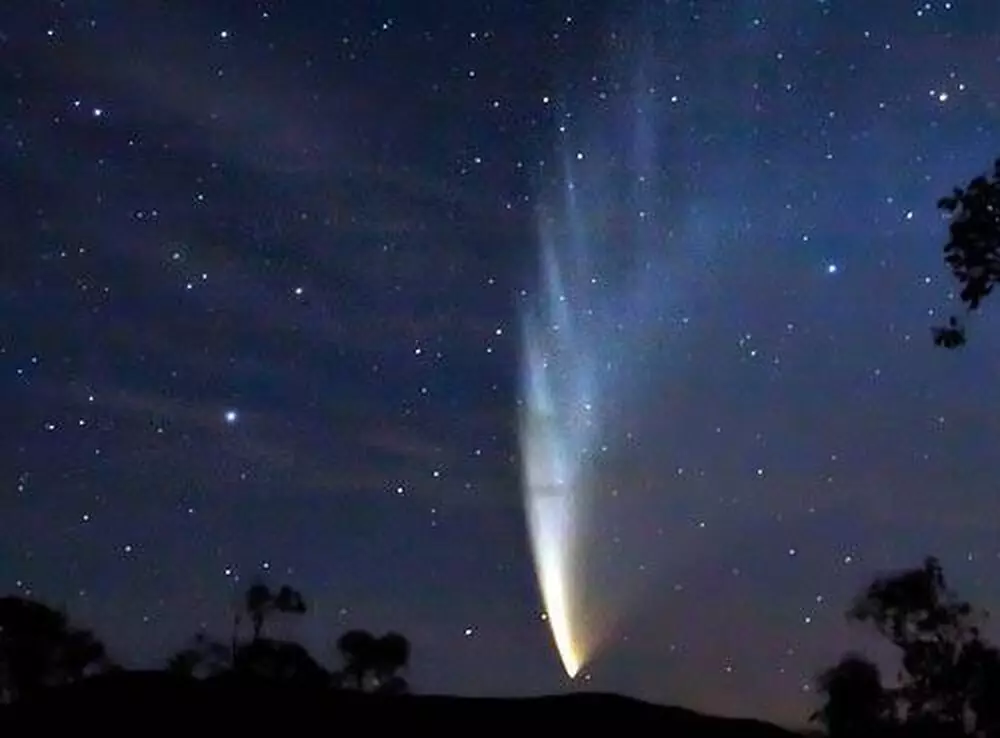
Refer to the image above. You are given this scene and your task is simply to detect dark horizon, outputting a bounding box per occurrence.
[4,1,1000,728]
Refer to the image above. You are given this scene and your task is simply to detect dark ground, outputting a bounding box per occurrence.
[0,671,805,736]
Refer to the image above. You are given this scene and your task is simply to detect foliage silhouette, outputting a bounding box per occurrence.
[933,157,1000,347]
[0,587,811,738]
[167,632,327,685]
[232,637,328,685]
[166,633,232,680]
[811,653,892,737]
[932,316,967,349]
[0,596,113,703]
[335,629,410,693]
[168,582,314,684]
[0,583,420,710]
[372,631,410,689]
[244,582,307,642]
[336,629,378,689]
[813,557,1000,736]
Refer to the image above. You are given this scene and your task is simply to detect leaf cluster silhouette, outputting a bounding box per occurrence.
[932,158,1000,348]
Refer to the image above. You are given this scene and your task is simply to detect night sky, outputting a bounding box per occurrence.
[4,0,1000,727]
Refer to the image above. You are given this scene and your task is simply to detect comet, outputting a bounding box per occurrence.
[517,31,689,676]
[518,245,591,679]
[518,149,610,679]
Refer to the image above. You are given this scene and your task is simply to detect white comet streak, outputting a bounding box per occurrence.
[518,224,598,679]
[518,76,680,678]
[516,5,730,683]
[518,10,704,676]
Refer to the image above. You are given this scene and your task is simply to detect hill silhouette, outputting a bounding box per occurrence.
[7,557,998,735]
[0,670,802,736]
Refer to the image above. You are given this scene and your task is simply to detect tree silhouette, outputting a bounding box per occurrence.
[166,631,328,685]
[243,582,307,643]
[372,631,410,692]
[170,583,310,681]
[165,632,232,679]
[811,653,892,737]
[933,157,1000,348]
[233,637,329,685]
[814,557,1000,736]
[0,596,112,703]
[336,629,377,689]
[1,584,416,707]
[850,556,980,732]
[335,630,411,693]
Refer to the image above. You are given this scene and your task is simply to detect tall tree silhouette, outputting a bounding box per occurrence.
[243,582,307,642]
[932,157,1000,348]
[814,557,1000,736]
[0,596,112,703]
